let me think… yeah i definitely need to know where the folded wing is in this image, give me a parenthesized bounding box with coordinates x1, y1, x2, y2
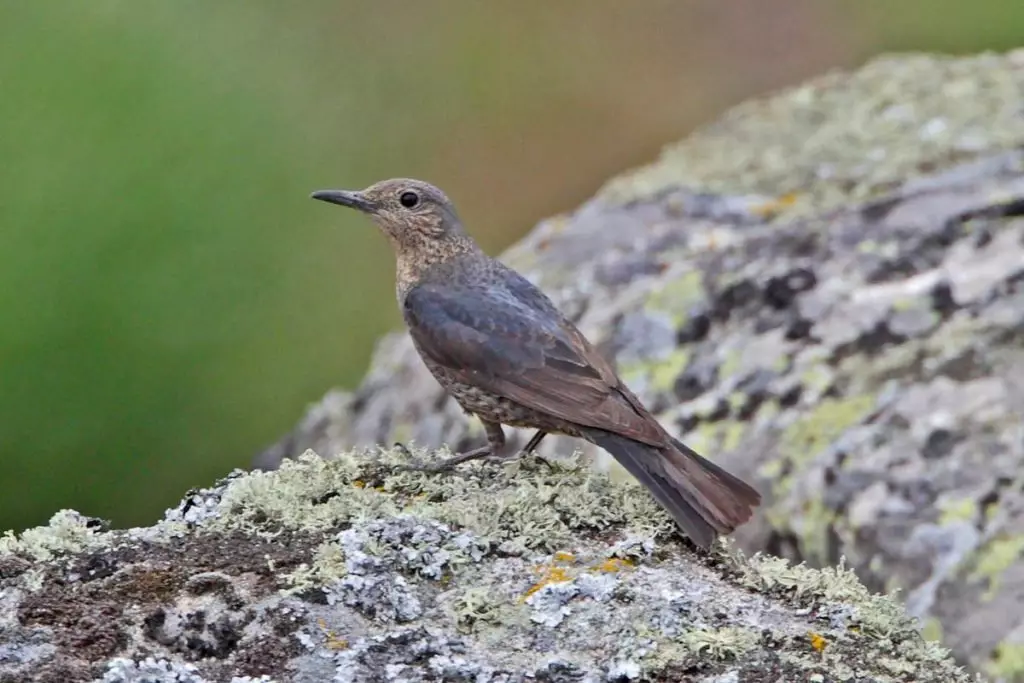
(403, 280, 664, 446)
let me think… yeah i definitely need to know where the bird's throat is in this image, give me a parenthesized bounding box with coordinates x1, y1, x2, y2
(393, 235, 482, 301)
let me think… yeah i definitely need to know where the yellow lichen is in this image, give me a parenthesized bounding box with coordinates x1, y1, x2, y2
(594, 557, 634, 573)
(316, 618, 349, 651)
(937, 497, 977, 526)
(752, 192, 800, 219)
(522, 565, 573, 601)
(779, 394, 876, 463)
(645, 270, 705, 322)
(988, 642, 1024, 680)
(966, 534, 1024, 601)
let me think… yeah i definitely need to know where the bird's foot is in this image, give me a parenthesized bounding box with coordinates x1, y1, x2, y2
(398, 444, 494, 473)
(393, 430, 553, 473)
(399, 447, 553, 474)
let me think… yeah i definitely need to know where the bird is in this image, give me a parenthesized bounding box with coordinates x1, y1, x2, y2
(311, 178, 761, 549)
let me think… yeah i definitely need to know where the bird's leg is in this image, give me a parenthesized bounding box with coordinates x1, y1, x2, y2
(519, 429, 556, 469)
(401, 421, 508, 472)
(522, 429, 547, 454)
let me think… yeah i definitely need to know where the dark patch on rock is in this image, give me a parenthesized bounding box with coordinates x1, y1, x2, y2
(973, 225, 994, 248)
(20, 595, 127, 662)
(68, 552, 119, 583)
(922, 428, 961, 459)
(673, 356, 719, 403)
(930, 346, 987, 382)
(0, 555, 30, 581)
(831, 320, 907, 363)
(532, 660, 587, 682)
(736, 369, 777, 420)
(762, 267, 817, 310)
(711, 278, 760, 322)
(930, 280, 958, 317)
(675, 307, 712, 344)
(224, 626, 304, 681)
(784, 316, 814, 341)
(864, 250, 920, 284)
(13, 527, 320, 680)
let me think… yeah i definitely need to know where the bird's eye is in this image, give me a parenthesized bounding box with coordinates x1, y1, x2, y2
(399, 191, 420, 208)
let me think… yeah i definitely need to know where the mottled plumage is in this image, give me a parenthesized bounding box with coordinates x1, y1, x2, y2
(311, 178, 761, 549)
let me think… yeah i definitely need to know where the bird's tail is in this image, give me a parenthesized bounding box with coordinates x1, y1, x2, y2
(580, 428, 761, 549)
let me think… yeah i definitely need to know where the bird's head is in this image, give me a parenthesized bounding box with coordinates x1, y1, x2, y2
(311, 178, 470, 253)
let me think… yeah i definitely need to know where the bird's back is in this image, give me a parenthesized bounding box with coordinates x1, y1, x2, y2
(404, 253, 569, 333)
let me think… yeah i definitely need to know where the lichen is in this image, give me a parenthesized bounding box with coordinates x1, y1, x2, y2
(602, 52, 1024, 217)
(680, 626, 759, 660)
(281, 539, 346, 595)
(0, 509, 104, 563)
(938, 497, 979, 526)
(988, 641, 1024, 680)
(964, 534, 1024, 601)
(448, 586, 504, 634)
(644, 269, 706, 325)
(778, 394, 877, 464)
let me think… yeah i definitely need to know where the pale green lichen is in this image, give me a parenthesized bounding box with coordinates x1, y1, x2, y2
(601, 52, 1024, 217)
(738, 552, 975, 680)
(964, 534, 1024, 602)
(761, 393, 878, 520)
(649, 349, 692, 393)
(212, 451, 398, 535)
(0, 509, 103, 562)
(719, 348, 744, 383)
(937, 497, 979, 526)
(799, 364, 836, 401)
(778, 394, 877, 465)
(921, 617, 944, 645)
(741, 554, 908, 637)
(794, 497, 840, 567)
(719, 421, 747, 453)
(680, 626, 759, 660)
(644, 270, 706, 326)
(211, 448, 672, 554)
(281, 538, 346, 595)
(688, 420, 748, 457)
(448, 586, 506, 634)
(988, 641, 1024, 680)
(620, 348, 691, 394)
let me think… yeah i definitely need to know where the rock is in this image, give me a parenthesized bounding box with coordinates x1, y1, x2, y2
(259, 50, 1024, 679)
(0, 450, 974, 682)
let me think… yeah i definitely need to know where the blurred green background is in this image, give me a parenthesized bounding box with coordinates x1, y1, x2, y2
(2, 1, 1023, 532)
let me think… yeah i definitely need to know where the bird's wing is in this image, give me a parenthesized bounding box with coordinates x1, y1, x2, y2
(403, 281, 665, 446)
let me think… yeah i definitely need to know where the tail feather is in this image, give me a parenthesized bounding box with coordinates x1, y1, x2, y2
(581, 428, 761, 549)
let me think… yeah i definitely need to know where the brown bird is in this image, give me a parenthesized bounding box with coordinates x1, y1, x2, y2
(311, 179, 761, 549)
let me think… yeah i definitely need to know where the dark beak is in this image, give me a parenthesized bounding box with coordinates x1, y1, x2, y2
(310, 189, 376, 213)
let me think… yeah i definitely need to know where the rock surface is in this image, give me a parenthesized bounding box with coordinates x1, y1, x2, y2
(259, 51, 1024, 680)
(1, 449, 973, 682)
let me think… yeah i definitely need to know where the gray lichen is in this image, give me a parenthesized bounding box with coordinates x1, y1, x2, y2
(1, 448, 978, 682)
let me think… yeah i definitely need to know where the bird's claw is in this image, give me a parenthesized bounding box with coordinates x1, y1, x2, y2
(390, 438, 554, 474)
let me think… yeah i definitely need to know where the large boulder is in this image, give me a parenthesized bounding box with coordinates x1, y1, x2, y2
(259, 51, 1024, 679)
(1, 449, 972, 682)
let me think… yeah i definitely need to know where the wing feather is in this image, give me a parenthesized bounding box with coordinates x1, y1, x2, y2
(403, 280, 664, 446)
